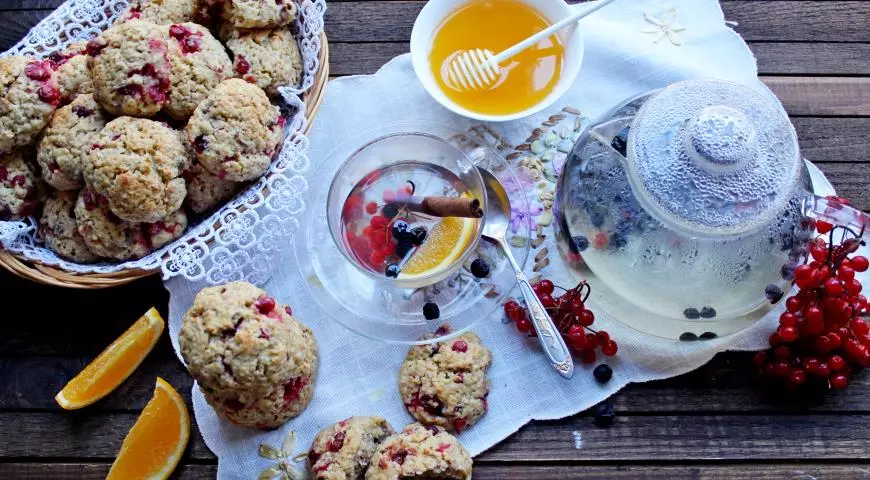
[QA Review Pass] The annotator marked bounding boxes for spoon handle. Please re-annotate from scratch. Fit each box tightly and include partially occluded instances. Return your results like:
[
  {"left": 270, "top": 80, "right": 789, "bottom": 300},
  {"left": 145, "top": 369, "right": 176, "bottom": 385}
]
[{"left": 500, "top": 239, "right": 575, "bottom": 379}]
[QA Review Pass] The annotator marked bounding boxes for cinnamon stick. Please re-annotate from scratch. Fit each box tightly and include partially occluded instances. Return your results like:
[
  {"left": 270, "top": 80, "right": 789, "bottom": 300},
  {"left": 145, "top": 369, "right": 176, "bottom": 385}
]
[{"left": 404, "top": 196, "right": 483, "bottom": 218}]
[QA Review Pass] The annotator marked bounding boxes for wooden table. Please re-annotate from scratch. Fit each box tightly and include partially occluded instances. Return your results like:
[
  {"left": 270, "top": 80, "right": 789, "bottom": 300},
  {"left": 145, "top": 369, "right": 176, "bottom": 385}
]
[{"left": 2, "top": 1, "right": 870, "bottom": 478}]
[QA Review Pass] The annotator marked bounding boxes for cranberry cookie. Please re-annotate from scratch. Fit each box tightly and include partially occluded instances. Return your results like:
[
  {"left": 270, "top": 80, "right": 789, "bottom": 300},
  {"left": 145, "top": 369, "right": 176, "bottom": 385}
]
[
  {"left": 37, "top": 94, "right": 108, "bottom": 191},
  {"left": 308, "top": 416, "right": 395, "bottom": 480},
  {"left": 87, "top": 20, "right": 171, "bottom": 117},
  {"left": 0, "top": 150, "right": 41, "bottom": 220},
  {"left": 74, "top": 189, "right": 187, "bottom": 260},
  {"left": 226, "top": 27, "right": 303, "bottom": 96},
  {"left": 0, "top": 56, "right": 59, "bottom": 154},
  {"left": 120, "top": 0, "right": 197, "bottom": 24},
  {"left": 222, "top": 0, "right": 296, "bottom": 29},
  {"left": 366, "top": 423, "right": 473, "bottom": 480},
  {"left": 185, "top": 78, "right": 283, "bottom": 182},
  {"left": 179, "top": 281, "right": 318, "bottom": 428},
  {"left": 39, "top": 191, "right": 100, "bottom": 262},
  {"left": 184, "top": 162, "right": 240, "bottom": 214},
  {"left": 399, "top": 332, "right": 492, "bottom": 433},
  {"left": 163, "top": 23, "right": 232, "bottom": 120},
  {"left": 48, "top": 41, "right": 94, "bottom": 103},
  {"left": 84, "top": 117, "right": 188, "bottom": 223}
]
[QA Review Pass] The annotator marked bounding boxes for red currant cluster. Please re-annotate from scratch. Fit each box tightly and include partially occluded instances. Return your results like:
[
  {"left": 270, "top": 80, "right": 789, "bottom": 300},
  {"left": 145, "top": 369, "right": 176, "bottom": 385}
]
[
  {"left": 755, "top": 219, "right": 869, "bottom": 390},
  {"left": 344, "top": 184, "right": 417, "bottom": 271},
  {"left": 503, "top": 279, "right": 618, "bottom": 364}
]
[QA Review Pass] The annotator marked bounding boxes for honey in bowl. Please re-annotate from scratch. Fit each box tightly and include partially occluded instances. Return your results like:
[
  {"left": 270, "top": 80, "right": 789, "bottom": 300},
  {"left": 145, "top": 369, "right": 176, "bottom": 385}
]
[{"left": 429, "top": 0, "right": 565, "bottom": 116}]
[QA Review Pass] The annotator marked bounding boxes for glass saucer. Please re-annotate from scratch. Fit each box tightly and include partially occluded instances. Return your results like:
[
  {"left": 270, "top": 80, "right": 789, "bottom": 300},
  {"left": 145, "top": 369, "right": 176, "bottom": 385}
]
[{"left": 293, "top": 122, "right": 531, "bottom": 344}]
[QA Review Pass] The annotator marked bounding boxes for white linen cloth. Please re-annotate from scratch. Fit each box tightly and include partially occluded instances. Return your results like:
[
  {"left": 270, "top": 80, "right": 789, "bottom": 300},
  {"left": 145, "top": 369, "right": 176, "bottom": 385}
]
[{"left": 164, "top": 0, "right": 869, "bottom": 477}]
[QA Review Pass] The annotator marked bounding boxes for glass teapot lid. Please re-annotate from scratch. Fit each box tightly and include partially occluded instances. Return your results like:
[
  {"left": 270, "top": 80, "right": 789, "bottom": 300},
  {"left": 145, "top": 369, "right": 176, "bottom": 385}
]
[{"left": 626, "top": 79, "right": 801, "bottom": 238}]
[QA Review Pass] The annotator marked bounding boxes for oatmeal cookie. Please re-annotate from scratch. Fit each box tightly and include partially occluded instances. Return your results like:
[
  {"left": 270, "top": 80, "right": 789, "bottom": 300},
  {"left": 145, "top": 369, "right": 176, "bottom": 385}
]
[
  {"left": 222, "top": 0, "right": 296, "bottom": 29},
  {"left": 120, "top": 0, "right": 197, "bottom": 24},
  {"left": 39, "top": 190, "right": 100, "bottom": 262},
  {"left": 0, "top": 150, "right": 41, "bottom": 220},
  {"left": 87, "top": 20, "right": 171, "bottom": 117},
  {"left": 37, "top": 94, "right": 108, "bottom": 191},
  {"left": 74, "top": 188, "right": 187, "bottom": 260},
  {"left": 163, "top": 23, "right": 232, "bottom": 120},
  {"left": 0, "top": 56, "right": 60, "bottom": 153},
  {"left": 84, "top": 116, "right": 188, "bottom": 223},
  {"left": 184, "top": 162, "right": 240, "bottom": 214},
  {"left": 307, "top": 416, "right": 395, "bottom": 480},
  {"left": 178, "top": 282, "right": 318, "bottom": 427},
  {"left": 399, "top": 332, "right": 492, "bottom": 433},
  {"left": 366, "top": 423, "right": 473, "bottom": 480},
  {"left": 185, "top": 78, "right": 283, "bottom": 182},
  {"left": 226, "top": 27, "right": 303, "bottom": 96},
  {"left": 48, "top": 41, "right": 94, "bottom": 103}
]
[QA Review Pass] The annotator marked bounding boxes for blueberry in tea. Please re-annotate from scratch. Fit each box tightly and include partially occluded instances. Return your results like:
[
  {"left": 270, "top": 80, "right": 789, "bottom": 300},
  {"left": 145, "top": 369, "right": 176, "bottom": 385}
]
[
  {"left": 409, "top": 226, "right": 427, "bottom": 246},
  {"left": 423, "top": 302, "right": 440, "bottom": 320},
  {"left": 382, "top": 202, "right": 399, "bottom": 219},
  {"left": 470, "top": 258, "right": 490, "bottom": 278},
  {"left": 392, "top": 220, "right": 410, "bottom": 241},
  {"left": 385, "top": 263, "right": 401, "bottom": 278},
  {"left": 395, "top": 242, "right": 413, "bottom": 259}
]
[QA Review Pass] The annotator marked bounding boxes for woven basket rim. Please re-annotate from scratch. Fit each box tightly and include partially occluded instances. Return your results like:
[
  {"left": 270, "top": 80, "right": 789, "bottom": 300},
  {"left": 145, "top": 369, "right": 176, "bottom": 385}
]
[{"left": 0, "top": 32, "right": 331, "bottom": 289}]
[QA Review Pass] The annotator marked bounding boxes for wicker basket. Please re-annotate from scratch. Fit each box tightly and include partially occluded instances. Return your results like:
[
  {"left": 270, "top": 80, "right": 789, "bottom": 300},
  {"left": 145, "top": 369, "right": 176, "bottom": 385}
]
[{"left": 0, "top": 32, "right": 331, "bottom": 289}]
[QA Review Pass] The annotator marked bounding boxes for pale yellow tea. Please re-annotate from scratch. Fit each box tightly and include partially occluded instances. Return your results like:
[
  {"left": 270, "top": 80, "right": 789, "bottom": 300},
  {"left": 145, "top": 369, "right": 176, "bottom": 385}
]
[{"left": 430, "top": 0, "right": 565, "bottom": 115}]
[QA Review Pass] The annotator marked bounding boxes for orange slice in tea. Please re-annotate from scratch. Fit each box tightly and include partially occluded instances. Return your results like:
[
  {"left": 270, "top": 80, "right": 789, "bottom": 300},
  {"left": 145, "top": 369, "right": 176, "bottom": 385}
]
[
  {"left": 400, "top": 216, "right": 477, "bottom": 278},
  {"left": 55, "top": 307, "right": 164, "bottom": 410},
  {"left": 106, "top": 377, "right": 190, "bottom": 480}
]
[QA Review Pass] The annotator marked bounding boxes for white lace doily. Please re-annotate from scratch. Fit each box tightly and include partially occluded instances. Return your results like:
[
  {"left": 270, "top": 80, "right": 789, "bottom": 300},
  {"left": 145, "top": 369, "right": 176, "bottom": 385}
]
[{"left": 0, "top": 0, "right": 326, "bottom": 283}]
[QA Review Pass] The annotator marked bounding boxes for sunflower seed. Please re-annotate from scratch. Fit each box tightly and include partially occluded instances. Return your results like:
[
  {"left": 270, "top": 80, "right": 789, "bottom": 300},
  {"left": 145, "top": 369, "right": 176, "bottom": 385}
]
[{"left": 535, "top": 247, "right": 549, "bottom": 262}]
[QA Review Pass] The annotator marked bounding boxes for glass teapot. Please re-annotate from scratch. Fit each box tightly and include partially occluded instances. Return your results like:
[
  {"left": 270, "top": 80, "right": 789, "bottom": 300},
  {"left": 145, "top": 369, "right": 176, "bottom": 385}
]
[{"left": 553, "top": 79, "right": 868, "bottom": 339}]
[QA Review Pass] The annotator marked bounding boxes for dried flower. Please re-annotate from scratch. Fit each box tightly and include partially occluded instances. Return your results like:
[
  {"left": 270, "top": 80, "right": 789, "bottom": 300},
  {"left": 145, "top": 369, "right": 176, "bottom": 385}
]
[{"left": 510, "top": 202, "right": 543, "bottom": 234}]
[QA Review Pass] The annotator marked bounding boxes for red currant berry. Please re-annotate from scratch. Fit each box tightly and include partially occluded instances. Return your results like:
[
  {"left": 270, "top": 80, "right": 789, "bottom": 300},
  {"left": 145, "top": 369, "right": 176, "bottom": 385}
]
[
  {"left": 827, "top": 332, "right": 842, "bottom": 349},
  {"left": 824, "top": 277, "right": 845, "bottom": 297},
  {"left": 830, "top": 374, "right": 848, "bottom": 389},
  {"left": 753, "top": 351, "right": 767, "bottom": 367},
  {"left": 602, "top": 340, "right": 618, "bottom": 356},
  {"left": 581, "top": 348, "right": 596, "bottom": 364},
  {"left": 779, "top": 326, "right": 799, "bottom": 342},
  {"left": 829, "top": 354, "right": 846, "bottom": 372},
  {"left": 816, "top": 221, "right": 834, "bottom": 234},
  {"left": 516, "top": 318, "right": 532, "bottom": 333},
  {"left": 816, "top": 362, "right": 831, "bottom": 377},
  {"left": 850, "top": 255, "right": 869, "bottom": 272},
  {"left": 804, "top": 357, "right": 820, "bottom": 374},
  {"left": 810, "top": 239, "right": 828, "bottom": 261},
  {"left": 803, "top": 306, "right": 823, "bottom": 324},
  {"left": 579, "top": 310, "right": 595, "bottom": 327},
  {"left": 852, "top": 318, "right": 870, "bottom": 336},
  {"left": 789, "top": 369, "right": 807, "bottom": 386},
  {"left": 772, "top": 361, "right": 791, "bottom": 377},
  {"left": 774, "top": 345, "right": 791, "bottom": 360},
  {"left": 585, "top": 333, "right": 599, "bottom": 349},
  {"left": 536, "top": 279, "right": 554, "bottom": 295},
  {"left": 785, "top": 296, "right": 802, "bottom": 313},
  {"left": 779, "top": 312, "right": 798, "bottom": 328},
  {"left": 838, "top": 265, "right": 856, "bottom": 282},
  {"left": 813, "top": 335, "right": 832, "bottom": 353},
  {"left": 597, "top": 330, "right": 610, "bottom": 343},
  {"left": 365, "top": 202, "right": 377, "bottom": 215},
  {"left": 845, "top": 278, "right": 863, "bottom": 296},
  {"left": 538, "top": 294, "right": 556, "bottom": 309},
  {"left": 504, "top": 300, "right": 519, "bottom": 314},
  {"left": 794, "top": 264, "right": 813, "bottom": 281},
  {"left": 769, "top": 332, "right": 783, "bottom": 347}
]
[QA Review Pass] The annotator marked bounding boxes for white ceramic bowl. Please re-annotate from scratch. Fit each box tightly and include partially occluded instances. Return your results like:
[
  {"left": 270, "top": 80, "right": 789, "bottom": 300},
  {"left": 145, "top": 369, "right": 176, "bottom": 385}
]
[{"left": 410, "top": 0, "right": 585, "bottom": 122}]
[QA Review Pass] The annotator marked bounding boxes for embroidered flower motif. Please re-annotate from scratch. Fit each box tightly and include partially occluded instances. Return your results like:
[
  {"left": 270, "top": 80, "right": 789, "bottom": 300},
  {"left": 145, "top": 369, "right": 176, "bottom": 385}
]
[
  {"left": 266, "top": 174, "right": 307, "bottom": 215},
  {"left": 216, "top": 210, "right": 259, "bottom": 248},
  {"left": 510, "top": 202, "right": 543, "bottom": 234},
  {"left": 501, "top": 166, "right": 536, "bottom": 194},
  {"left": 258, "top": 215, "right": 300, "bottom": 253},
  {"left": 162, "top": 242, "right": 208, "bottom": 280},
  {"left": 641, "top": 8, "right": 686, "bottom": 46},
  {"left": 206, "top": 247, "right": 250, "bottom": 284}
]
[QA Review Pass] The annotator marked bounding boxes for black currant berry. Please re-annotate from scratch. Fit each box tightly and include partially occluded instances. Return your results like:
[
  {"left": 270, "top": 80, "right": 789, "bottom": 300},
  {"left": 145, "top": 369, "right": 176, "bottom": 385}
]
[
  {"left": 409, "top": 226, "right": 427, "bottom": 246},
  {"left": 470, "top": 258, "right": 490, "bottom": 278},
  {"left": 765, "top": 284, "right": 784, "bottom": 303},
  {"left": 572, "top": 235, "right": 589, "bottom": 252},
  {"left": 593, "top": 364, "right": 613, "bottom": 384},
  {"left": 683, "top": 308, "right": 700, "bottom": 319},
  {"left": 594, "top": 403, "right": 615, "bottom": 427},
  {"left": 699, "top": 331, "right": 718, "bottom": 340},
  {"left": 395, "top": 242, "right": 413, "bottom": 259},
  {"left": 385, "top": 263, "right": 400, "bottom": 278},
  {"left": 679, "top": 332, "right": 698, "bottom": 341},
  {"left": 382, "top": 203, "right": 399, "bottom": 219},
  {"left": 423, "top": 302, "right": 440, "bottom": 320},
  {"left": 699, "top": 306, "right": 717, "bottom": 318},
  {"left": 392, "top": 221, "right": 410, "bottom": 241}
]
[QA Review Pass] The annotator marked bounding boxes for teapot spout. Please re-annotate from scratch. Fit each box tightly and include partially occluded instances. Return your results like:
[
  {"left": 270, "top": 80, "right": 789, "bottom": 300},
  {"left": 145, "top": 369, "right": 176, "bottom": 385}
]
[{"left": 803, "top": 194, "right": 869, "bottom": 238}]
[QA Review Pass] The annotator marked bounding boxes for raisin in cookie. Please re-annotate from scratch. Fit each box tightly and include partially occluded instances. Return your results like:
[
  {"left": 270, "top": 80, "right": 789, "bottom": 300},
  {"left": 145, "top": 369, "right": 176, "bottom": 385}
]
[
  {"left": 308, "top": 416, "right": 395, "bottom": 480},
  {"left": 184, "top": 162, "right": 240, "bottom": 214},
  {"left": 163, "top": 23, "right": 232, "bottom": 120},
  {"left": 74, "top": 189, "right": 187, "bottom": 260},
  {"left": 120, "top": 0, "right": 197, "bottom": 24},
  {"left": 39, "top": 190, "right": 100, "bottom": 262},
  {"left": 185, "top": 78, "right": 282, "bottom": 181},
  {"left": 179, "top": 282, "right": 318, "bottom": 428},
  {"left": 226, "top": 27, "right": 303, "bottom": 96},
  {"left": 87, "top": 20, "right": 171, "bottom": 117},
  {"left": 0, "top": 150, "right": 42, "bottom": 220},
  {"left": 0, "top": 56, "right": 60, "bottom": 154},
  {"left": 399, "top": 332, "right": 492, "bottom": 433},
  {"left": 48, "top": 41, "right": 94, "bottom": 103},
  {"left": 37, "top": 94, "right": 108, "bottom": 191},
  {"left": 84, "top": 117, "right": 188, "bottom": 223},
  {"left": 222, "top": 0, "right": 296, "bottom": 29},
  {"left": 366, "top": 423, "right": 472, "bottom": 480}
]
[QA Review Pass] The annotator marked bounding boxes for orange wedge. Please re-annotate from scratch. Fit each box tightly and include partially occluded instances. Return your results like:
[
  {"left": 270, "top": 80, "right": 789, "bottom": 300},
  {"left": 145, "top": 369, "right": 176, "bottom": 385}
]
[
  {"left": 55, "top": 307, "right": 164, "bottom": 410},
  {"left": 107, "top": 377, "right": 190, "bottom": 480},
  {"left": 399, "top": 215, "right": 478, "bottom": 278}
]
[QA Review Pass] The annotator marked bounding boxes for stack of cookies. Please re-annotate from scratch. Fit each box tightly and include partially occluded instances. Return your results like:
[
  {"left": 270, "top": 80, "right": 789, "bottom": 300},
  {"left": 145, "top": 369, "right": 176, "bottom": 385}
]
[
  {"left": 0, "top": 0, "right": 305, "bottom": 263},
  {"left": 179, "top": 281, "right": 318, "bottom": 429}
]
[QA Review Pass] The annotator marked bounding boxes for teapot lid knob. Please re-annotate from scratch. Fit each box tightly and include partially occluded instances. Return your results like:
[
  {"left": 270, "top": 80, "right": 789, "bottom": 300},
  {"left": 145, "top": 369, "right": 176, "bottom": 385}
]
[{"left": 685, "top": 105, "right": 757, "bottom": 174}]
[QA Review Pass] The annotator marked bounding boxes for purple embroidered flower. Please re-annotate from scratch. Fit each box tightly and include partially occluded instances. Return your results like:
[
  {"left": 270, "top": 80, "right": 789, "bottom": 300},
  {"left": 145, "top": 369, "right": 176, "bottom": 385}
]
[
  {"left": 552, "top": 152, "right": 567, "bottom": 177},
  {"left": 510, "top": 202, "right": 543, "bottom": 233},
  {"left": 501, "top": 167, "right": 535, "bottom": 194}
]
